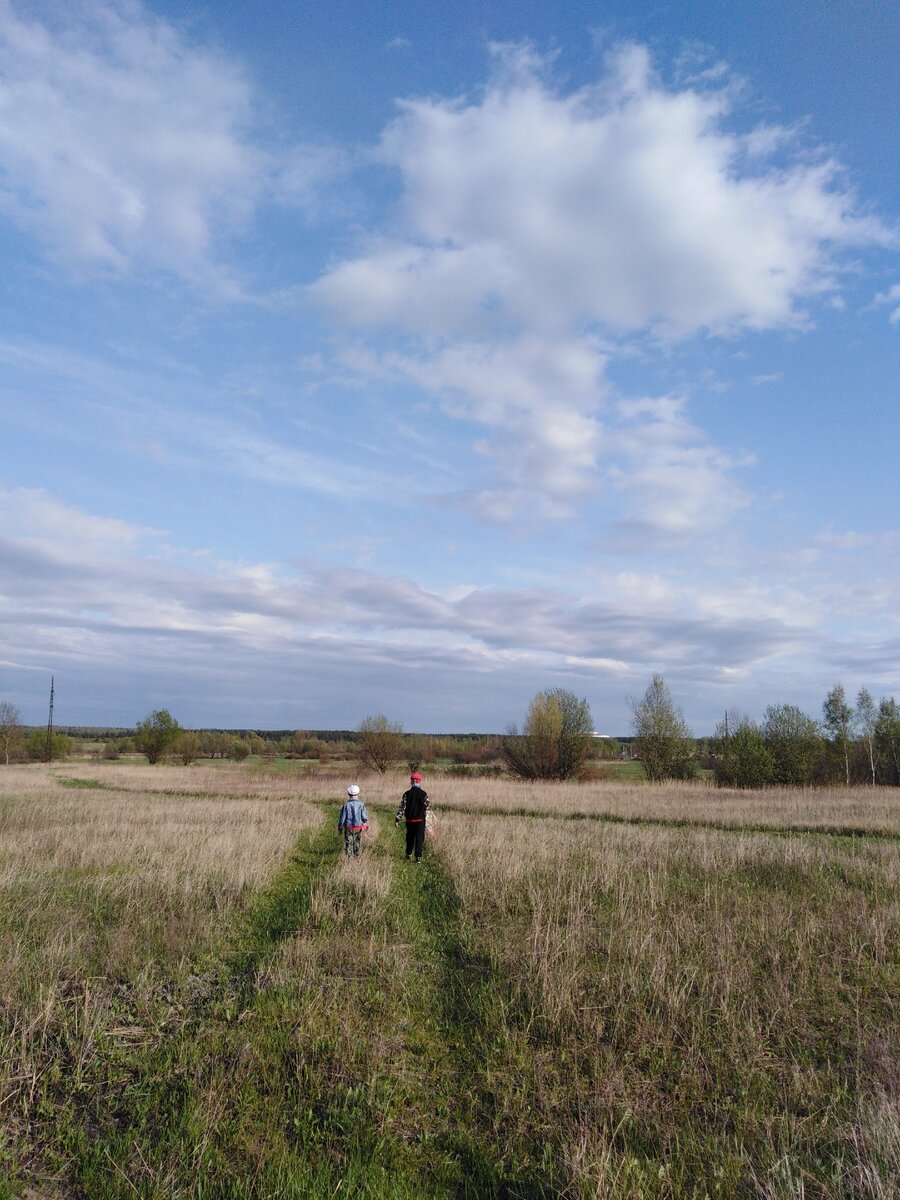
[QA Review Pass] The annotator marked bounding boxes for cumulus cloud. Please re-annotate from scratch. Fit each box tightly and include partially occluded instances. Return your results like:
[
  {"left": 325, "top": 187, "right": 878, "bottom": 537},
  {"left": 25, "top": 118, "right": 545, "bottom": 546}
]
[
  {"left": 0, "top": 0, "right": 333, "bottom": 282},
  {"left": 312, "top": 41, "right": 889, "bottom": 522},
  {"left": 314, "top": 41, "right": 888, "bottom": 338}
]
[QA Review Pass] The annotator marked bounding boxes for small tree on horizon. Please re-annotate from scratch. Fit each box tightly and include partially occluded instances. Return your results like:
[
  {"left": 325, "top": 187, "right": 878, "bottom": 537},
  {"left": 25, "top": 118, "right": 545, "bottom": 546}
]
[
  {"left": 823, "top": 684, "right": 854, "bottom": 785},
  {"left": 713, "top": 713, "right": 774, "bottom": 789},
  {"left": 134, "top": 709, "right": 181, "bottom": 764},
  {"left": 502, "top": 688, "right": 593, "bottom": 781},
  {"left": 875, "top": 698, "right": 900, "bottom": 786},
  {"left": 356, "top": 714, "right": 405, "bottom": 774},
  {"left": 174, "top": 730, "right": 202, "bottom": 766},
  {"left": 762, "top": 704, "right": 822, "bottom": 785},
  {"left": 856, "top": 688, "right": 878, "bottom": 786},
  {"left": 0, "top": 701, "right": 23, "bottom": 766},
  {"left": 629, "top": 675, "right": 696, "bottom": 782}
]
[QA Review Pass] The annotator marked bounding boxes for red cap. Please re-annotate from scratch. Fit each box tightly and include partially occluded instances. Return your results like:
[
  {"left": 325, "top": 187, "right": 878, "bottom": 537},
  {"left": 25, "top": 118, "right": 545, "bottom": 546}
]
[{"left": 410, "top": 772, "right": 422, "bottom": 783}]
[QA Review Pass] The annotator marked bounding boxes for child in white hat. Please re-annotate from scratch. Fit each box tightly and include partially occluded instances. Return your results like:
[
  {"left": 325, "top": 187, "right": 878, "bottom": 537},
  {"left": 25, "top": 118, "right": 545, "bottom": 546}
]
[{"left": 338, "top": 785, "right": 369, "bottom": 858}]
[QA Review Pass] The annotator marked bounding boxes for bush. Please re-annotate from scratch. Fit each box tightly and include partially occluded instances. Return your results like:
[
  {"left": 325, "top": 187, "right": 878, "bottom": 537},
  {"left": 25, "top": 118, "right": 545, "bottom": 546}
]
[
  {"left": 714, "top": 718, "right": 774, "bottom": 789},
  {"left": 356, "top": 715, "right": 404, "bottom": 774},
  {"left": 25, "top": 730, "right": 71, "bottom": 762}
]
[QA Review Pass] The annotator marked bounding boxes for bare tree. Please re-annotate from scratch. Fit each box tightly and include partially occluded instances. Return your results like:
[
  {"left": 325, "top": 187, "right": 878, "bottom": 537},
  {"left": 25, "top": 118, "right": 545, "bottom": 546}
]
[
  {"left": 0, "top": 701, "right": 23, "bottom": 766},
  {"left": 356, "top": 714, "right": 405, "bottom": 774}
]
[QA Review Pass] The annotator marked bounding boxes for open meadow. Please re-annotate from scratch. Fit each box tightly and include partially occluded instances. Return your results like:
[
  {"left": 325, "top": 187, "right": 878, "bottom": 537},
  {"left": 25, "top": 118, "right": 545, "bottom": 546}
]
[{"left": 1, "top": 764, "right": 897, "bottom": 1199}]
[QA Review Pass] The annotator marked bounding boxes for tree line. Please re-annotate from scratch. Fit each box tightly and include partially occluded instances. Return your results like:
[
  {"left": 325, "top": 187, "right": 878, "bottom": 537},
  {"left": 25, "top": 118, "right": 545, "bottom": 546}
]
[
  {"left": 2, "top": 677, "right": 898, "bottom": 787},
  {"left": 498, "top": 677, "right": 900, "bottom": 786}
]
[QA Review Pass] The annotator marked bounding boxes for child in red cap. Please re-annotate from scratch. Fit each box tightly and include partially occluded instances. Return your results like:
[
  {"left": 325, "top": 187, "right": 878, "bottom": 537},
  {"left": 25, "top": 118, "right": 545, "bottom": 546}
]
[{"left": 395, "top": 773, "right": 429, "bottom": 862}]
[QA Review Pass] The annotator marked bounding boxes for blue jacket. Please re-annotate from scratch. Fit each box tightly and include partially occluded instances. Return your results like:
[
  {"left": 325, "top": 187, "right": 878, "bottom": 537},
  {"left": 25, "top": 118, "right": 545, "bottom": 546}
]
[{"left": 338, "top": 798, "right": 369, "bottom": 832}]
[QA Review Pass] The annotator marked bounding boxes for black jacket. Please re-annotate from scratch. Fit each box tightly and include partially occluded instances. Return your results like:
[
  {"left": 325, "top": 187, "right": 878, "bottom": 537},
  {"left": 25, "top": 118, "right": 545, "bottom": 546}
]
[{"left": 397, "top": 785, "right": 428, "bottom": 822}]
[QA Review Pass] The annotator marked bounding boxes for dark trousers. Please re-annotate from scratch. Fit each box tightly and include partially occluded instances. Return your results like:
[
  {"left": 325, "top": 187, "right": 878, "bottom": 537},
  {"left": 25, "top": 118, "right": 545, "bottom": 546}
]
[{"left": 405, "top": 821, "right": 425, "bottom": 860}]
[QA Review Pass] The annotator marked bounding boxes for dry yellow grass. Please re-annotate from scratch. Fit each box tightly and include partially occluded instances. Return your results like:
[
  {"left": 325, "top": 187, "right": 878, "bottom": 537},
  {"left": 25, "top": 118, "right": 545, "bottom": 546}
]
[
  {"left": 340, "top": 770, "right": 900, "bottom": 835},
  {"left": 2, "top": 762, "right": 898, "bottom": 1197},
  {"left": 434, "top": 811, "right": 900, "bottom": 1195}
]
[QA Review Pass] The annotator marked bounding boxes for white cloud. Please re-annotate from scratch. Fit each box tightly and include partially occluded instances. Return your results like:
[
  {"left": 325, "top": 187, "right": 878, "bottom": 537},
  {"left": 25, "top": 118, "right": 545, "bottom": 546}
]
[
  {"left": 310, "top": 41, "right": 891, "bottom": 524},
  {"left": 2, "top": 488, "right": 898, "bottom": 726},
  {"left": 873, "top": 283, "right": 900, "bottom": 324},
  {"left": 0, "top": 1, "right": 334, "bottom": 283},
  {"left": 607, "top": 396, "right": 753, "bottom": 539},
  {"left": 0, "top": 484, "right": 152, "bottom": 551},
  {"left": 314, "top": 42, "right": 889, "bottom": 338},
  {"left": 362, "top": 334, "right": 607, "bottom": 516},
  {"left": 815, "top": 527, "right": 900, "bottom": 552}
]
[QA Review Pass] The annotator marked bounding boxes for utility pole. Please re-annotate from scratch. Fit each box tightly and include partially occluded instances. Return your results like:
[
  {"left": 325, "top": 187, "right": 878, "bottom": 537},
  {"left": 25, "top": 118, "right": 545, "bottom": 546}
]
[{"left": 46, "top": 675, "right": 54, "bottom": 764}]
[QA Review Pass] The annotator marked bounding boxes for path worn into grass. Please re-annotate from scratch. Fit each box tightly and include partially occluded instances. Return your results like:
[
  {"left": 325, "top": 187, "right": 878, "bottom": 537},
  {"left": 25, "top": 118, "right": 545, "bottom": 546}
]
[
  {"left": 372, "top": 809, "right": 564, "bottom": 1199},
  {"left": 22, "top": 805, "right": 563, "bottom": 1199},
  {"left": 57, "top": 809, "right": 342, "bottom": 1199}
]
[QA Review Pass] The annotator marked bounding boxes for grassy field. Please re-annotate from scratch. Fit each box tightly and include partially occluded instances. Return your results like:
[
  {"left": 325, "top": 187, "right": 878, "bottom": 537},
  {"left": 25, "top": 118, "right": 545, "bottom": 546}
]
[{"left": 1, "top": 765, "right": 897, "bottom": 1199}]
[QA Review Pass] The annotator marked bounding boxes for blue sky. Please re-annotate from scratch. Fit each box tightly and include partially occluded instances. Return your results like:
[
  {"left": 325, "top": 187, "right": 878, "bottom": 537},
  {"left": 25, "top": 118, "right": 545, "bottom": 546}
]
[{"left": 1, "top": 0, "right": 897, "bottom": 733}]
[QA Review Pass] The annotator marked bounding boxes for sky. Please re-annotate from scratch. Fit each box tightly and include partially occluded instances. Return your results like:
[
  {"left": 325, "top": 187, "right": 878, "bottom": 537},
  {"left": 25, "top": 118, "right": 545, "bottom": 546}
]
[{"left": 1, "top": 0, "right": 898, "bottom": 734}]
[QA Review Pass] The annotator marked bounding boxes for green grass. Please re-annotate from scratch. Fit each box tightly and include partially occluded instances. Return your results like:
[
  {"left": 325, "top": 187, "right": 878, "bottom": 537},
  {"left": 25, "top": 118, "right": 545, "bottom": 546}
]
[{"left": 2, "top": 773, "right": 897, "bottom": 1199}]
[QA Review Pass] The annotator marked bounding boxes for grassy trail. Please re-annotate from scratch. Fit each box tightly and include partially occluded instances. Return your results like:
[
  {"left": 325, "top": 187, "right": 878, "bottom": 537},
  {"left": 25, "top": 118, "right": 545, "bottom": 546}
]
[
  {"left": 14, "top": 807, "right": 562, "bottom": 1198},
  {"left": 59, "top": 809, "right": 344, "bottom": 1198},
  {"left": 378, "top": 812, "right": 564, "bottom": 1199}
]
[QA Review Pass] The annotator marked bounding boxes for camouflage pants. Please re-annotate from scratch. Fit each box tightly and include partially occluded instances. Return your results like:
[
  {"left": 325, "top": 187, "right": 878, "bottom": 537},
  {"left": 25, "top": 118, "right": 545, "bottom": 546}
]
[{"left": 344, "top": 829, "right": 362, "bottom": 857}]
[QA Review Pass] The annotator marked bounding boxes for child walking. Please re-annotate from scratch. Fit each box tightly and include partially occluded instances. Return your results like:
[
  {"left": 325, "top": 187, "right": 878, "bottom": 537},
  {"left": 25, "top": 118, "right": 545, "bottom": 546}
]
[
  {"left": 395, "top": 772, "right": 429, "bottom": 863},
  {"left": 338, "top": 785, "right": 369, "bottom": 858}
]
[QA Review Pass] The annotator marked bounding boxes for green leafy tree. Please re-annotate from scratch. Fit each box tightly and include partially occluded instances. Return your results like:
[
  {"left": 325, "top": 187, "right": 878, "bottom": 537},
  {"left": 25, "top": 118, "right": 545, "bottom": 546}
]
[
  {"left": 356, "top": 714, "right": 405, "bottom": 774},
  {"left": 174, "top": 731, "right": 202, "bottom": 766},
  {"left": 0, "top": 701, "right": 23, "bottom": 766},
  {"left": 762, "top": 704, "right": 822, "bottom": 785},
  {"left": 629, "top": 675, "right": 696, "bottom": 781},
  {"left": 822, "top": 684, "right": 854, "bottom": 785},
  {"left": 856, "top": 688, "right": 878, "bottom": 786},
  {"left": 230, "top": 739, "right": 251, "bottom": 762},
  {"left": 25, "top": 730, "right": 71, "bottom": 762},
  {"left": 875, "top": 697, "right": 900, "bottom": 786},
  {"left": 714, "top": 715, "right": 774, "bottom": 789},
  {"left": 134, "top": 709, "right": 181, "bottom": 764},
  {"left": 502, "top": 688, "right": 594, "bottom": 781}
]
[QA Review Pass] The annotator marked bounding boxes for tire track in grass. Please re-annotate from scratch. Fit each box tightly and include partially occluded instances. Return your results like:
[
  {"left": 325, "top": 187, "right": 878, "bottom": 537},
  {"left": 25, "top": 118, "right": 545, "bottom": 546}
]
[
  {"left": 69, "top": 808, "right": 464, "bottom": 1199},
  {"left": 384, "top": 816, "right": 565, "bottom": 1200},
  {"left": 62, "top": 808, "right": 343, "bottom": 1199}
]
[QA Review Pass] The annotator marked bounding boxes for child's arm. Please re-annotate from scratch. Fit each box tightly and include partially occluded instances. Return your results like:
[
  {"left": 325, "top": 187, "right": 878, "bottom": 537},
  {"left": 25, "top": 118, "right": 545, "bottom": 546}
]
[{"left": 394, "top": 793, "right": 406, "bottom": 824}]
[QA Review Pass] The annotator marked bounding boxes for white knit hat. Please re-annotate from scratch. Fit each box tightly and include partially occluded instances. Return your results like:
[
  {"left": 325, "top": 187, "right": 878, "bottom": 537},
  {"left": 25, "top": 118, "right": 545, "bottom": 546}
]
[{"left": 347, "top": 784, "right": 360, "bottom": 796}]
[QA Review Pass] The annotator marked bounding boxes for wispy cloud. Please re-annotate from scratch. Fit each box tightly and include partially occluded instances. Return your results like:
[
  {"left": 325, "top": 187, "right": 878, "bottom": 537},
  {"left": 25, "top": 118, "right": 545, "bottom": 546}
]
[
  {"left": 3, "top": 487, "right": 897, "bottom": 727},
  {"left": 0, "top": 1, "right": 337, "bottom": 286},
  {"left": 873, "top": 283, "right": 900, "bottom": 323}
]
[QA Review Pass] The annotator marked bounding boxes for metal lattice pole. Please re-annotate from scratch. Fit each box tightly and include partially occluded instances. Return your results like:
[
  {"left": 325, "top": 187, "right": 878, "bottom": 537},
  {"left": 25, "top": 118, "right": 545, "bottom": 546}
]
[{"left": 46, "top": 675, "right": 54, "bottom": 764}]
